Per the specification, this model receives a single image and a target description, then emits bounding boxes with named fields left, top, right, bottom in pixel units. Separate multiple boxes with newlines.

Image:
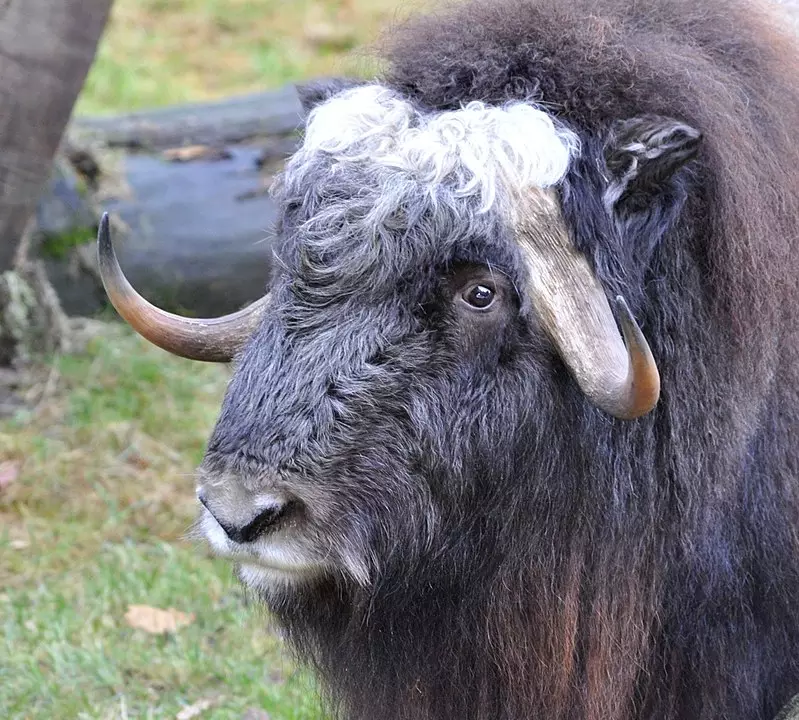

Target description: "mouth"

left=197, top=505, right=328, bottom=585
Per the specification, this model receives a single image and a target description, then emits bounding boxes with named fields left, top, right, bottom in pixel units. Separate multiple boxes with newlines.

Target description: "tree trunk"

left=0, top=0, right=113, bottom=367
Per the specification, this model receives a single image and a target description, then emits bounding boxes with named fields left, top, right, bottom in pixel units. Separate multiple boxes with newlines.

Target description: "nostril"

left=199, top=491, right=294, bottom=545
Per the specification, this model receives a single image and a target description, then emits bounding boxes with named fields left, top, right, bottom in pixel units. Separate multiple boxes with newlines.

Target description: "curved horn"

left=516, top=192, right=660, bottom=420
left=96, top=213, right=269, bottom=362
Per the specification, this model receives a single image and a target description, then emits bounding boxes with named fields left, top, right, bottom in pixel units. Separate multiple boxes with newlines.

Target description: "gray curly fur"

left=776, top=695, right=799, bottom=720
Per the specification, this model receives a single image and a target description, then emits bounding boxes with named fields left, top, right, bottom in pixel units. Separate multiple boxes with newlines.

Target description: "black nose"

left=198, top=491, right=290, bottom=544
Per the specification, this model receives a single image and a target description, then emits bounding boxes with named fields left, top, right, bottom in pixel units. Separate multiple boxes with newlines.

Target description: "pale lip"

left=198, top=505, right=326, bottom=584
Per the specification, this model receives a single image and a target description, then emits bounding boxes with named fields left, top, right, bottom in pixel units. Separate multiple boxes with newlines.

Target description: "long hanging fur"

left=201, top=1, right=799, bottom=719
left=380, top=5, right=799, bottom=717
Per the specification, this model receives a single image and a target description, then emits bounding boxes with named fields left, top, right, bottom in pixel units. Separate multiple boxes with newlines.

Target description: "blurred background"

left=0, top=1, right=411, bottom=718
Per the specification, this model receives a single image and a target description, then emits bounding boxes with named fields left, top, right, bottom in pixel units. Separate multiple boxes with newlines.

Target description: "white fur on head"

left=301, top=85, right=579, bottom=214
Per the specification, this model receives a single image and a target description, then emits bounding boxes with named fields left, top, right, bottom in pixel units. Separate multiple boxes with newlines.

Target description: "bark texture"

left=0, top=0, right=112, bottom=365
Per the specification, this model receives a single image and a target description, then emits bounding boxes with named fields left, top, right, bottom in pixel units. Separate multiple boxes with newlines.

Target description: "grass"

left=0, top=327, right=323, bottom=719
left=76, top=0, right=423, bottom=115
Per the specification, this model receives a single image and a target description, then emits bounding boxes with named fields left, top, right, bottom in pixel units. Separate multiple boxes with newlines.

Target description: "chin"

left=199, top=507, right=328, bottom=580
left=236, top=561, right=322, bottom=595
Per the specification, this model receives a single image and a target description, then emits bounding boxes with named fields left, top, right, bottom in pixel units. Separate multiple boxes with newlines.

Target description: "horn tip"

left=97, top=212, right=113, bottom=260
left=612, top=295, right=642, bottom=344
left=612, top=294, right=661, bottom=419
left=613, top=294, right=631, bottom=316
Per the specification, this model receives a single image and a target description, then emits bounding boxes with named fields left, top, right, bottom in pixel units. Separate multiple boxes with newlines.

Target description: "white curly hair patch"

left=301, top=84, right=579, bottom=214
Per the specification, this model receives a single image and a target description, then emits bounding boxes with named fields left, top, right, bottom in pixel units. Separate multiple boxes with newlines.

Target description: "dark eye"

left=462, top=284, right=495, bottom=309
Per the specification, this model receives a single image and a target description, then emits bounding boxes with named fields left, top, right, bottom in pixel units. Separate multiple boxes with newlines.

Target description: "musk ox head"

left=97, top=84, right=699, bottom=598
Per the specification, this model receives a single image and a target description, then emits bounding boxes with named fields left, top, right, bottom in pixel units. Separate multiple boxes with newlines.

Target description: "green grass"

left=76, top=0, right=422, bottom=115
left=0, top=328, right=324, bottom=719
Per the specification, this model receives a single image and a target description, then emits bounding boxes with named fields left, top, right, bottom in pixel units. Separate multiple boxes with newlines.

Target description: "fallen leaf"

left=124, top=605, right=195, bottom=635
left=0, top=461, right=20, bottom=491
left=162, top=145, right=232, bottom=163
left=176, top=697, right=217, bottom=720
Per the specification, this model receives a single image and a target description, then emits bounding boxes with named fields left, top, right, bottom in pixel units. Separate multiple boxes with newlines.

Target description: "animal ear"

left=604, top=115, right=702, bottom=210
left=295, top=77, right=365, bottom=115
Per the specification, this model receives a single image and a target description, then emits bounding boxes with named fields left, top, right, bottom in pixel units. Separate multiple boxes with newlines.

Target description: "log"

left=98, top=142, right=288, bottom=317
left=35, top=84, right=309, bottom=317
left=69, top=83, right=305, bottom=150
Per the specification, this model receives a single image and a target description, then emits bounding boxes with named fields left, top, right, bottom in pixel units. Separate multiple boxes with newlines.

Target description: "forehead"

left=273, top=85, right=579, bottom=294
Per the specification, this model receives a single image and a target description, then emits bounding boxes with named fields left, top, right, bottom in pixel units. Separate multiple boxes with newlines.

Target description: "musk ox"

left=96, top=0, right=799, bottom=718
